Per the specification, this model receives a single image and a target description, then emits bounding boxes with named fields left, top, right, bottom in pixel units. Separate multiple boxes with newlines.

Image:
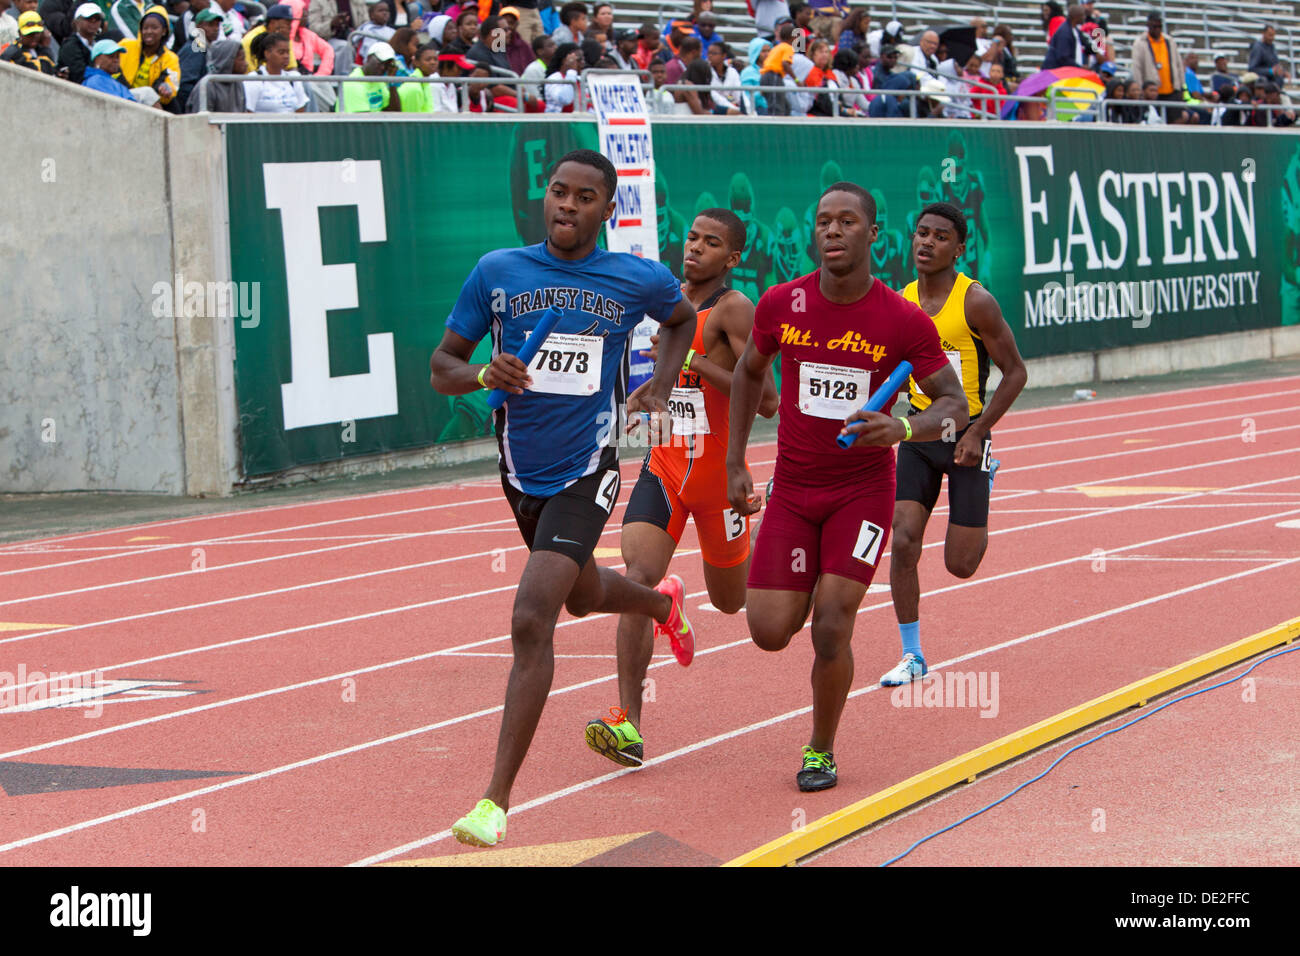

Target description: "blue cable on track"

left=879, top=642, right=1300, bottom=866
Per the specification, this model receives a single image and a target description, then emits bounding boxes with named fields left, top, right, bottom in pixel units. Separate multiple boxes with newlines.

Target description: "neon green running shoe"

left=452, top=798, right=507, bottom=847
left=797, top=745, right=837, bottom=792
left=585, top=706, right=644, bottom=768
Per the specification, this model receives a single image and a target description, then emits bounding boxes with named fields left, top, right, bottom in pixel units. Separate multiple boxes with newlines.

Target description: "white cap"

left=369, top=41, right=396, bottom=62
left=886, top=19, right=903, bottom=34
left=921, top=77, right=949, bottom=101
left=75, top=2, right=104, bottom=17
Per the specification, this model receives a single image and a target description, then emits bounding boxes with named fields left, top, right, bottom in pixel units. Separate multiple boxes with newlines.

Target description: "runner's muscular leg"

left=613, top=521, right=676, bottom=727
left=484, top=549, right=584, bottom=810
left=745, top=586, right=815, bottom=652
left=943, top=523, right=988, bottom=579
left=808, top=572, right=868, bottom=753
left=889, top=500, right=931, bottom=624
left=486, top=545, right=672, bottom=807
left=701, top=556, right=750, bottom=615
left=563, top=550, right=673, bottom=621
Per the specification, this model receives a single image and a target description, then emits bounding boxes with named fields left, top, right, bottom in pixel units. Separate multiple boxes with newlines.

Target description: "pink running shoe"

left=654, top=574, right=695, bottom=666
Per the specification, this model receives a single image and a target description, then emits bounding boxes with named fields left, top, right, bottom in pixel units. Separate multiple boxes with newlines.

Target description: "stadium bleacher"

left=612, top=0, right=1300, bottom=83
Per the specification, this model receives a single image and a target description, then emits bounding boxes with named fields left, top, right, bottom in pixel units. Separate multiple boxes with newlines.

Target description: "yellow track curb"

left=725, top=615, right=1300, bottom=867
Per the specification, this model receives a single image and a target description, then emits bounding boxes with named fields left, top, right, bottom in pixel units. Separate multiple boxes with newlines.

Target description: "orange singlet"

left=624, top=286, right=752, bottom=568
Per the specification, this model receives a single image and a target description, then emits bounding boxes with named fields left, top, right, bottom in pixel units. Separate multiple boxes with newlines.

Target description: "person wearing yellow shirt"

left=882, top=201, right=1027, bottom=688
left=118, top=6, right=181, bottom=111
left=242, top=3, right=297, bottom=72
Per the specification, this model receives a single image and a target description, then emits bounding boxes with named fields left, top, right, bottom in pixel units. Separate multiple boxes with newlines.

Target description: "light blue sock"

left=899, top=621, right=923, bottom=661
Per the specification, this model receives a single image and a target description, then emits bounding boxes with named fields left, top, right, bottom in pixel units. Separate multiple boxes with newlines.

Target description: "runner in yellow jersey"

left=882, top=201, right=1028, bottom=686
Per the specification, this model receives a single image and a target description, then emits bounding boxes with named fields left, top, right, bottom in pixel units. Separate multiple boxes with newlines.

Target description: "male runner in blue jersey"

left=430, top=150, right=699, bottom=847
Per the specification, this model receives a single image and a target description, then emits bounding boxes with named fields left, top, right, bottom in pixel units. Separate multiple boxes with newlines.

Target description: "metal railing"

left=656, top=79, right=1042, bottom=119
left=1097, top=94, right=1297, bottom=126
left=193, top=72, right=581, bottom=114
left=190, top=69, right=1300, bottom=127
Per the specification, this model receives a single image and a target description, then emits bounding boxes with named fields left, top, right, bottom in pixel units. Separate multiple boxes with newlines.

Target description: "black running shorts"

left=895, top=420, right=993, bottom=528
left=501, top=467, right=622, bottom=567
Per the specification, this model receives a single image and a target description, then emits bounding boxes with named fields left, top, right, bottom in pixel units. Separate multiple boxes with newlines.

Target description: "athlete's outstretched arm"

left=840, top=363, right=967, bottom=446
left=725, top=338, right=775, bottom=515
left=954, top=285, right=1027, bottom=466
left=685, top=293, right=780, bottom=417
left=429, top=328, right=530, bottom=396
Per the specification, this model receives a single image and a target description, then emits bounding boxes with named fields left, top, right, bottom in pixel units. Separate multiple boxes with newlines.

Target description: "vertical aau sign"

left=589, top=72, right=660, bottom=390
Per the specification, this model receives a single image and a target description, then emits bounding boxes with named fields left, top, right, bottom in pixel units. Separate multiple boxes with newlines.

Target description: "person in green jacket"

left=336, top=39, right=402, bottom=111
left=397, top=41, right=442, bottom=111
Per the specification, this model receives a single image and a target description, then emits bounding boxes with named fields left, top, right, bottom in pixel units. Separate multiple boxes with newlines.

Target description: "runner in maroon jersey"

left=726, top=181, right=969, bottom=792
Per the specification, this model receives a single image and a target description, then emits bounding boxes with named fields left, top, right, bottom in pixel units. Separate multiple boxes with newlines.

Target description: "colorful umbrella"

left=1002, top=67, right=1104, bottom=120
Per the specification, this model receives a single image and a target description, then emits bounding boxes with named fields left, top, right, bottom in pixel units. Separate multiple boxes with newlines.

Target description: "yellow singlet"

left=903, top=272, right=989, bottom=418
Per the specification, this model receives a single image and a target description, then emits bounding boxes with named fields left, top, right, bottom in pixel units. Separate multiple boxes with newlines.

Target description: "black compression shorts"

left=501, top=467, right=622, bottom=567
left=895, top=420, right=993, bottom=528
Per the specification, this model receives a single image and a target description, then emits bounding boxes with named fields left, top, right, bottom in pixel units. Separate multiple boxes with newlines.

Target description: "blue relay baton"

left=836, top=360, right=914, bottom=449
left=485, top=307, right=564, bottom=410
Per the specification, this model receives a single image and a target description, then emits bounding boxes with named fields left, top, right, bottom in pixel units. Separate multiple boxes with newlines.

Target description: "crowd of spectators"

left=0, top=0, right=1293, bottom=123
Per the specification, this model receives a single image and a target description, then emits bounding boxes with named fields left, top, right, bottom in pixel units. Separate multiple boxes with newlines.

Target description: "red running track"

left=0, top=376, right=1297, bottom=866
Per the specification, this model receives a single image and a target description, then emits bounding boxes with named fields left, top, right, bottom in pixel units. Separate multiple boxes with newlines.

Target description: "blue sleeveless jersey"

left=446, top=242, right=681, bottom=497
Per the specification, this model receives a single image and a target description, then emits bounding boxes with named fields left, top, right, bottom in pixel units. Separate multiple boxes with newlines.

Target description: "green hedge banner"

left=226, top=119, right=1296, bottom=478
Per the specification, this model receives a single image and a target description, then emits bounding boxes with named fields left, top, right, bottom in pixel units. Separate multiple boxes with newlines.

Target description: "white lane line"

left=0, top=440, right=783, bottom=553
left=995, top=403, right=1296, bottom=455
left=444, top=653, right=676, bottom=659
left=0, top=498, right=658, bottom=646
left=4, top=421, right=1290, bottom=611
left=5, top=456, right=1295, bottom=687
left=0, top=496, right=504, bottom=578
left=2, top=499, right=1292, bottom=769
left=3, top=514, right=1294, bottom=860
left=1094, top=556, right=1287, bottom=563
left=0, top=449, right=676, bottom=575
left=0, top=543, right=528, bottom=648
left=0, top=445, right=751, bottom=588
left=0, top=536, right=701, bottom=700
left=2, top=375, right=1290, bottom=557
left=1045, top=445, right=1298, bottom=492
left=0, top=386, right=1287, bottom=574
left=5, top=390, right=1289, bottom=606
left=993, top=382, right=1300, bottom=435
left=1009, top=424, right=1297, bottom=473
left=348, top=555, right=1300, bottom=866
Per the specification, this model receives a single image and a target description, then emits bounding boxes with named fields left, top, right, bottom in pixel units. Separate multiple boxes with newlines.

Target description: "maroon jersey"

left=752, top=271, right=949, bottom=487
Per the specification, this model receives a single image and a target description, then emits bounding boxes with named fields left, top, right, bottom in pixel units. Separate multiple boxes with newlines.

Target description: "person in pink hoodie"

left=287, top=0, right=334, bottom=75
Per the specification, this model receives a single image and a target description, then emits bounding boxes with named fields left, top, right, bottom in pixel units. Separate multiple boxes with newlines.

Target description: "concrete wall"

left=1024, top=325, right=1300, bottom=389
left=167, top=115, right=239, bottom=496
left=0, top=64, right=236, bottom=495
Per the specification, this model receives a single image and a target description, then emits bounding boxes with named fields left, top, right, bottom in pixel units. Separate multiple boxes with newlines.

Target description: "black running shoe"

left=797, top=745, right=837, bottom=791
